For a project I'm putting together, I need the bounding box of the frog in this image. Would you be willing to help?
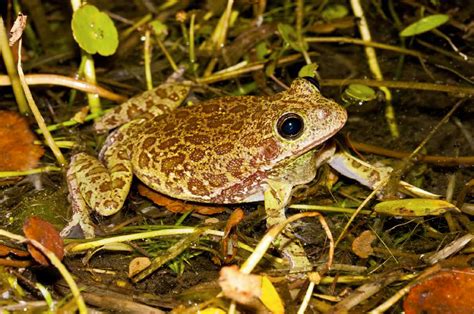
[63,76,436,271]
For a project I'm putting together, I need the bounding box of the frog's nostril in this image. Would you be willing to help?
[277,113,304,140]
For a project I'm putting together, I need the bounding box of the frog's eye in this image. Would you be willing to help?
[277,113,304,140]
[303,76,320,91]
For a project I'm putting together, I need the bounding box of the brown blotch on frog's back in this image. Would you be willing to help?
[175,110,190,119]
[229,104,247,113]
[201,102,221,114]
[142,137,156,149]
[185,134,210,145]
[158,138,179,150]
[138,152,151,169]
[160,153,186,175]
[203,172,229,188]
[226,158,244,179]
[214,143,234,155]
[231,120,244,131]
[187,178,210,196]
[189,148,205,162]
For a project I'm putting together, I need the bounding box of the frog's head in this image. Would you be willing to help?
[269,77,347,158]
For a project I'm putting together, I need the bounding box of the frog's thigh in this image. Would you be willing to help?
[94,84,190,132]
[70,152,133,216]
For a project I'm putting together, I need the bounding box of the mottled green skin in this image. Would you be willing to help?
[67,79,347,232]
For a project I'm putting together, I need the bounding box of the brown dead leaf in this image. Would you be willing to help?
[138,184,226,215]
[0,243,29,257]
[128,257,151,278]
[219,265,262,305]
[23,216,64,266]
[0,111,44,171]
[222,208,244,263]
[9,13,27,46]
[219,265,284,313]
[404,268,474,314]
[352,230,376,258]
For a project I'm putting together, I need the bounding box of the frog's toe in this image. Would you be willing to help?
[60,212,96,239]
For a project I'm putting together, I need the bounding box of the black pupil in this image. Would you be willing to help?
[278,114,304,139]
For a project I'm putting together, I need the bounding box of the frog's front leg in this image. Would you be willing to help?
[62,122,138,238]
[265,179,313,273]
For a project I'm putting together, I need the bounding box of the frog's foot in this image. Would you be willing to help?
[62,165,96,238]
[265,180,313,273]
[60,212,95,239]
[274,231,313,273]
[327,150,440,199]
[70,152,133,216]
[64,151,133,238]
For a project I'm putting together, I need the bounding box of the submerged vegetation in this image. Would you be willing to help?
[0,0,473,312]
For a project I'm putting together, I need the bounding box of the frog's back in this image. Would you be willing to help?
[131,78,347,203]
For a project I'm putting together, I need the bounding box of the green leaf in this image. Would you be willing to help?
[400,14,449,37]
[71,4,119,56]
[321,4,349,21]
[256,41,270,60]
[150,20,168,37]
[277,23,307,52]
[344,84,376,101]
[298,63,319,78]
[374,199,459,217]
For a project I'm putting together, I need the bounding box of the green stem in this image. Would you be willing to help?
[322,78,474,95]
[0,166,61,178]
[0,17,29,114]
[82,54,102,118]
[144,29,153,90]
[17,44,67,166]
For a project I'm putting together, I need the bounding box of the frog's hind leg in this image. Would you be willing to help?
[94,83,190,133]
[63,123,137,238]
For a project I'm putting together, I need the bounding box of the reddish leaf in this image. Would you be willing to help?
[0,243,29,257]
[0,111,44,171]
[222,208,244,263]
[23,216,64,266]
[352,230,376,258]
[404,268,474,314]
[138,184,226,215]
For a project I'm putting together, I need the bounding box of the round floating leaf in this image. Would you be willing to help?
[321,4,349,21]
[278,23,307,52]
[71,4,119,56]
[345,84,376,101]
[400,14,449,37]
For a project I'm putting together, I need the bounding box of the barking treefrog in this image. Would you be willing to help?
[65,77,350,271]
